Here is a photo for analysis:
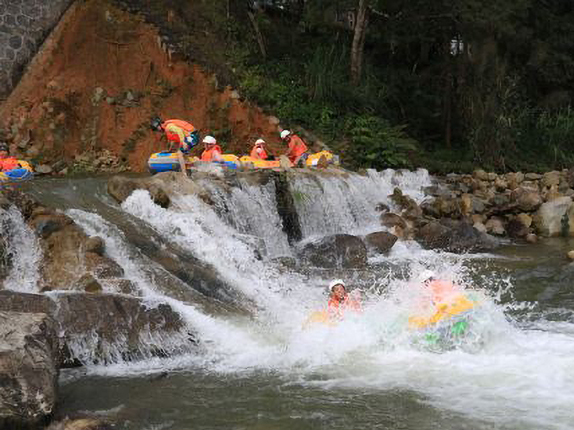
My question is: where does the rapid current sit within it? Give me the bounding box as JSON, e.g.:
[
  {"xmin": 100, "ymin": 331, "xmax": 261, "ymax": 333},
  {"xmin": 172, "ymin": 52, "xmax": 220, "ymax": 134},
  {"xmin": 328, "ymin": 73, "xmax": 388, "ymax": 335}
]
[{"xmin": 5, "ymin": 169, "xmax": 574, "ymax": 430}]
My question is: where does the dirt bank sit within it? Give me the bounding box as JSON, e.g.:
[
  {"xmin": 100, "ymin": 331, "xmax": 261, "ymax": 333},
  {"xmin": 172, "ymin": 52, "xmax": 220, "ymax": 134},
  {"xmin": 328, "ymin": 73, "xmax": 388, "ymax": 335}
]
[{"xmin": 0, "ymin": 0, "xmax": 284, "ymax": 173}]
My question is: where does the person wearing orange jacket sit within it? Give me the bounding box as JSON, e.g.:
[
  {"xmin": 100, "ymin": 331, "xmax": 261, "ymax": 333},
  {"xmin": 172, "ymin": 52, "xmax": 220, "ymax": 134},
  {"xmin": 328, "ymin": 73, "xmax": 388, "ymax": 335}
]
[
  {"xmin": 200, "ymin": 136, "xmax": 223, "ymax": 162},
  {"xmin": 281, "ymin": 130, "xmax": 308, "ymax": 166},
  {"xmin": 151, "ymin": 116, "xmax": 199, "ymax": 175},
  {"xmin": 250, "ymin": 138, "xmax": 271, "ymax": 160},
  {"xmin": 327, "ymin": 279, "xmax": 362, "ymax": 321},
  {"xmin": 417, "ymin": 270, "xmax": 458, "ymax": 305},
  {"xmin": 0, "ymin": 142, "xmax": 20, "ymax": 172}
]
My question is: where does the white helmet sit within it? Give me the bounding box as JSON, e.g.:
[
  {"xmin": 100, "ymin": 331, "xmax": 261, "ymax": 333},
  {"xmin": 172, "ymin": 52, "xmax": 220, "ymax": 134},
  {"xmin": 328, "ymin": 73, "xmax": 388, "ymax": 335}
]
[
  {"xmin": 328, "ymin": 279, "xmax": 345, "ymax": 291},
  {"xmin": 203, "ymin": 135, "xmax": 216, "ymax": 145},
  {"xmin": 255, "ymin": 138, "xmax": 265, "ymax": 145},
  {"xmin": 416, "ymin": 270, "xmax": 436, "ymax": 283},
  {"xmin": 280, "ymin": 130, "xmax": 291, "ymax": 139}
]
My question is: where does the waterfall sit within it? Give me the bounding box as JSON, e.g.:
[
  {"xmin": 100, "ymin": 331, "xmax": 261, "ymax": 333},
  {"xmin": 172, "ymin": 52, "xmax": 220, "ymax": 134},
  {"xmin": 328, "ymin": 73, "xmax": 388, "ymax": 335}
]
[
  {"xmin": 0, "ymin": 205, "xmax": 42, "ymax": 293},
  {"xmin": 290, "ymin": 169, "xmax": 432, "ymax": 238}
]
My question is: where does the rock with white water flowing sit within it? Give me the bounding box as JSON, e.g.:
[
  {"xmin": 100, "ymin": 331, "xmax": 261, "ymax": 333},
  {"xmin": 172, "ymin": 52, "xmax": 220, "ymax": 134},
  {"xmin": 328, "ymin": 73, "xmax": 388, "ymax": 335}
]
[
  {"xmin": 299, "ymin": 234, "xmax": 367, "ymax": 268},
  {"xmin": 0, "ymin": 311, "xmax": 58, "ymax": 429},
  {"xmin": 533, "ymin": 196, "xmax": 572, "ymax": 237},
  {"xmin": 51, "ymin": 292, "xmax": 195, "ymax": 365},
  {"xmin": 0, "ymin": 290, "xmax": 196, "ymax": 366}
]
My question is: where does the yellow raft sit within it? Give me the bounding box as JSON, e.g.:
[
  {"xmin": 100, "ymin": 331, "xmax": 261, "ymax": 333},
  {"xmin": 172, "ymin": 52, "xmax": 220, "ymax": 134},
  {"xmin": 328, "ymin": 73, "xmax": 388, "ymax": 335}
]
[{"xmin": 408, "ymin": 294, "xmax": 476, "ymax": 330}]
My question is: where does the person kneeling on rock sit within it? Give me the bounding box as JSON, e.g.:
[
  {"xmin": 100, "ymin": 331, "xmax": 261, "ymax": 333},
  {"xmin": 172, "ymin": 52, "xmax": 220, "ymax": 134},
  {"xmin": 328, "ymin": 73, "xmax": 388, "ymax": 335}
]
[
  {"xmin": 0, "ymin": 142, "xmax": 21, "ymax": 172},
  {"xmin": 327, "ymin": 279, "xmax": 362, "ymax": 321}
]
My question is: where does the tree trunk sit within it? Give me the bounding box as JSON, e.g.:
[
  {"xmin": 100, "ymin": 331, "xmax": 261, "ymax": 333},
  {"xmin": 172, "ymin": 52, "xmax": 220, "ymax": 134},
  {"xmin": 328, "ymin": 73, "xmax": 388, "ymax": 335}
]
[
  {"xmin": 247, "ymin": 10, "xmax": 267, "ymax": 59},
  {"xmin": 350, "ymin": 0, "xmax": 369, "ymax": 86}
]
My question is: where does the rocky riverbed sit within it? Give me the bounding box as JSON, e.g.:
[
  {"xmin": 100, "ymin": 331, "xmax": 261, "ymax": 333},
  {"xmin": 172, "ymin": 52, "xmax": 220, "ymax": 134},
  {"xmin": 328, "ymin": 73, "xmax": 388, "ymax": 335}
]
[{"xmin": 2, "ymin": 166, "xmax": 574, "ymax": 428}]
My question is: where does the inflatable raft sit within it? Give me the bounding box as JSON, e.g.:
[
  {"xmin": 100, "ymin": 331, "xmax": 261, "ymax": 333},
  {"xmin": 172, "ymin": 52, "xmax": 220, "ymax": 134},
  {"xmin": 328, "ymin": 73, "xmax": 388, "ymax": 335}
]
[
  {"xmin": 409, "ymin": 294, "xmax": 478, "ymax": 349},
  {"xmin": 148, "ymin": 150, "xmax": 338, "ymax": 174},
  {"xmin": 0, "ymin": 161, "xmax": 34, "ymax": 182}
]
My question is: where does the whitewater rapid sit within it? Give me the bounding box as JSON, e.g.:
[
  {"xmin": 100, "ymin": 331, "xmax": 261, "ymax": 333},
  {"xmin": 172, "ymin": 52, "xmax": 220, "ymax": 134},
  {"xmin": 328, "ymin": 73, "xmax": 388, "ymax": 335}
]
[{"xmin": 15, "ymin": 169, "xmax": 574, "ymax": 429}]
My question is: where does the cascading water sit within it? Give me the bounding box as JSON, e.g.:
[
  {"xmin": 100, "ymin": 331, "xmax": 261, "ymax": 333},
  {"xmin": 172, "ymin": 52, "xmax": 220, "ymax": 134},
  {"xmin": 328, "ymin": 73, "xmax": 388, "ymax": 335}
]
[
  {"xmin": 20, "ymin": 170, "xmax": 574, "ymax": 430},
  {"xmin": 290, "ymin": 168, "xmax": 432, "ymax": 238},
  {"xmin": 0, "ymin": 205, "xmax": 42, "ymax": 292}
]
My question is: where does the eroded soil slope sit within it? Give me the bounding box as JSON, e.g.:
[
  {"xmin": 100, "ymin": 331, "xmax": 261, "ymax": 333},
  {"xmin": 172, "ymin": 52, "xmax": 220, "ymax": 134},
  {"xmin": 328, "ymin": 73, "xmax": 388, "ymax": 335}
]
[{"xmin": 0, "ymin": 0, "xmax": 283, "ymax": 172}]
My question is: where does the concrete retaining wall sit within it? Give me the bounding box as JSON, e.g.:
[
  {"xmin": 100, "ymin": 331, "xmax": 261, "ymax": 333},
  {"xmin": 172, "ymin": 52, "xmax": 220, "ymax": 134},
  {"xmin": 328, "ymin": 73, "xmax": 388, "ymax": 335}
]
[{"xmin": 0, "ymin": 0, "xmax": 73, "ymax": 98}]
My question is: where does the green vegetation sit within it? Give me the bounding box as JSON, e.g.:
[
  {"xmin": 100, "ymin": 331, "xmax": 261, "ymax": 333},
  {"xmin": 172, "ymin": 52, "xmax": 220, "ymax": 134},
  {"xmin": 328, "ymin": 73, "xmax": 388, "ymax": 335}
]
[{"xmin": 154, "ymin": 0, "xmax": 574, "ymax": 173}]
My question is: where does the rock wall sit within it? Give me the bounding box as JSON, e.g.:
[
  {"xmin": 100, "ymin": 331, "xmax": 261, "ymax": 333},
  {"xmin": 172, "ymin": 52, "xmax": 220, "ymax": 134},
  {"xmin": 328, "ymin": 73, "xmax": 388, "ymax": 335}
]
[{"xmin": 0, "ymin": 0, "xmax": 73, "ymax": 99}]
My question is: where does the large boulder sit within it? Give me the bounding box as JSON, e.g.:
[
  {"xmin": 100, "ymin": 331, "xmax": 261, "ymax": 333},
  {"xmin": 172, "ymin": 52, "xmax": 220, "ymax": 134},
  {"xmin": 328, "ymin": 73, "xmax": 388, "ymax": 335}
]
[
  {"xmin": 51, "ymin": 293, "xmax": 195, "ymax": 366},
  {"xmin": 0, "ymin": 291, "xmax": 196, "ymax": 367},
  {"xmin": 364, "ymin": 231, "xmax": 398, "ymax": 254},
  {"xmin": 533, "ymin": 196, "xmax": 573, "ymax": 237},
  {"xmin": 0, "ymin": 311, "xmax": 58, "ymax": 429},
  {"xmin": 26, "ymin": 209, "xmax": 126, "ymax": 293},
  {"xmin": 300, "ymin": 234, "xmax": 367, "ymax": 268},
  {"xmin": 415, "ymin": 220, "xmax": 498, "ymax": 253}
]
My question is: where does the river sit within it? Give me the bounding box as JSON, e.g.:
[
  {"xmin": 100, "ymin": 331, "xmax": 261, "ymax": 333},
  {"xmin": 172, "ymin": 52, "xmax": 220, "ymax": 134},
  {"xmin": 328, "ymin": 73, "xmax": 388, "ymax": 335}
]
[{"xmin": 10, "ymin": 170, "xmax": 574, "ymax": 430}]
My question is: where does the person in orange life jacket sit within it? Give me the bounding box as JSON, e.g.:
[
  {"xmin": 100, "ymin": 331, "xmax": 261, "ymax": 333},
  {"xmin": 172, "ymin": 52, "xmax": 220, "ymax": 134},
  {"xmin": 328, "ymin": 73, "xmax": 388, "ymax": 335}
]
[
  {"xmin": 200, "ymin": 135, "xmax": 223, "ymax": 162},
  {"xmin": 327, "ymin": 279, "xmax": 362, "ymax": 321},
  {"xmin": 281, "ymin": 130, "xmax": 308, "ymax": 166},
  {"xmin": 0, "ymin": 142, "xmax": 20, "ymax": 172},
  {"xmin": 250, "ymin": 138, "xmax": 273, "ymax": 160},
  {"xmin": 417, "ymin": 270, "xmax": 458, "ymax": 305},
  {"xmin": 150, "ymin": 116, "xmax": 199, "ymax": 175}
]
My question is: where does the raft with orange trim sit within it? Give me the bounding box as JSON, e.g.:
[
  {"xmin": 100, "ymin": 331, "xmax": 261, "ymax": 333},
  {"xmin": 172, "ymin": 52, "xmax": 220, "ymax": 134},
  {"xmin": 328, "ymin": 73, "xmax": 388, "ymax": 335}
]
[{"xmin": 0, "ymin": 160, "xmax": 34, "ymax": 182}]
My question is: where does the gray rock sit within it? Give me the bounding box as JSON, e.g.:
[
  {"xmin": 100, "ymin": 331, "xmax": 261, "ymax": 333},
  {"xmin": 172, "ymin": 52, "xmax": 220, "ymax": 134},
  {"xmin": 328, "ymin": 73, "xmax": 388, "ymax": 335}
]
[
  {"xmin": 415, "ymin": 220, "xmax": 498, "ymax": 253},
  {"xmin": 364, "ymin": 231, "xmax": 398, "ymax": 254},
  {"xmin": 300, "ymin": 234, "xmax": 367, "ymax": 268},
  {"xmin": 485, "ymin": 217, "xmax": 506, "ymax": 236},
  {"xmin": 542, "ymin": 171, "xmax": 561, "ymax": 188},
  {"xmin": 513, "ymin": 188, "xmax": 543, "ymax": 212},
  {"xmin": 36, "ymin": 164, "xmax": 53, "ymax": 174},
  {"xmin": 525, "ymin": 173, "xmax": 542, "ymax": 180},
  {"xmin": 77, "ymin": 273, "xmax": 103, "ymax": 293},
  {"xmin": 85, "ymin": 236, "xmax": 105, "ymax": 255},
  {"xmin": 507, "ymin": 218, "xmax": 530, "ymax": 238},
  {"xmin": 381, "ymin": 212, "xmax": 407, "ymax": 229},
  {"xmin": 0, "ymin": 311, "xmax": 58, "ymax": 429}
]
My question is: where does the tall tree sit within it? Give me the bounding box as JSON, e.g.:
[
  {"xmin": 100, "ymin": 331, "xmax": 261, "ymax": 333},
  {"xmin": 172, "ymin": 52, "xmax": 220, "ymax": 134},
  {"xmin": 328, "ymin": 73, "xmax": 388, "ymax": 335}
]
[{"xmin": 350, "ymin": 0, "xmax": 369, "ymax": 85}]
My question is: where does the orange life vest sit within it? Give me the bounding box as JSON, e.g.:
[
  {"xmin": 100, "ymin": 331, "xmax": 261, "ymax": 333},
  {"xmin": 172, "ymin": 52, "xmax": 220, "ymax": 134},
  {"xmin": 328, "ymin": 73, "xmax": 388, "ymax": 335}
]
[
  {"xmin": 162, "ymin": 119, "xmax": 195, "ymax": 145},
  {"xmin": 428, "ymin": 280, "xmax": 457, "ymax": 304},
  {"xmin": 201, "ymin": 145, "xmax": 222, "ymax": 162},
  {"xmin": 250, "ymin": 144, "xmax": 268, "ymax": 160},
  {"xmin": 327, "ymin": 294, "xmax": 362, "ymax": 321},
  {"xmin": 0, "ymin": 157, "xmax": 20, "ymax": 172},
  {"xmin": 287, "ymin": 135, "xmax": 308, "ymax": 163}
]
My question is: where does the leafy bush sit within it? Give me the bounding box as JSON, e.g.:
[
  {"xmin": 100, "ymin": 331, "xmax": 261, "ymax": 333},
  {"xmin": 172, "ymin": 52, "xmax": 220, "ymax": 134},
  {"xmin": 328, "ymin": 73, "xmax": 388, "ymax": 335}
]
[{"xmin": 345, "ymin": 115, "xmax": 418, "ymax": 169}]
